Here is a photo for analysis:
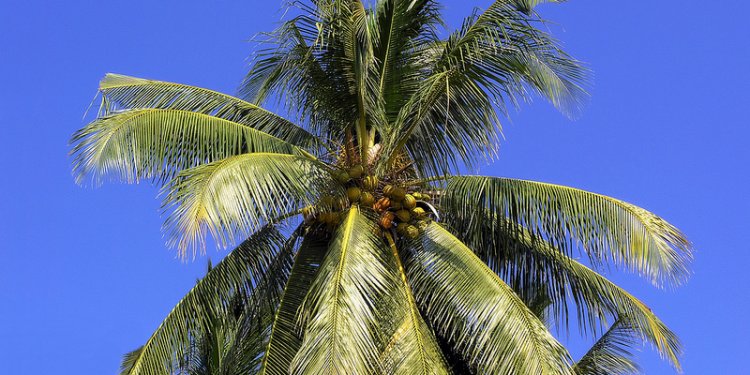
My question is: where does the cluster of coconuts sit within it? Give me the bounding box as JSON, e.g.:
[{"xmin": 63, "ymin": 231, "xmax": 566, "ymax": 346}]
[{"xmin": 304, "ymin": 164, "xmax": 433, "ymax": 239}]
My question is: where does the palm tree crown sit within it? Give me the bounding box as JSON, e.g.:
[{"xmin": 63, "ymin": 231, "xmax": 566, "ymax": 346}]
[{"xmin": 71, "ymin": 1, "xmax": 692, "ymax": 374}]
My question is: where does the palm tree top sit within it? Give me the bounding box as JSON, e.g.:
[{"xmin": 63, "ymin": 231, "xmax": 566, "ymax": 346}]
[{"xmin": 71, "ymin": 1, "xmax": 692, "ymax": 374}]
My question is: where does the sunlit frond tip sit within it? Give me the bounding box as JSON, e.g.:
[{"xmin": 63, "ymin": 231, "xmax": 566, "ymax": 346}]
[{"xmin": 443, "ymin": 176, "xmax": 693, "ymax": 287}]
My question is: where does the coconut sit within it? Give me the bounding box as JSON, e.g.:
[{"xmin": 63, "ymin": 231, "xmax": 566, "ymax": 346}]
[
  {"xmin": 374, "ymin": 197, "xmax": 391, "ymax": 212},
  {"xmin": 391, "ymin": 201, "xmax": 403, "ymax": 210},
  {"xmin": 379, "ymin": 212, "xmax": 395, "ymax": 229},
  {"xmin": 336, "ymin": 171, "xmax": 350, "ymax": 183},
  {"xmin": 417, "ymin": 220, "xmax": 429, "ymax": 231},
  {"xmin": 383, "ymin": 184, "xmax": 395, "ymax": 197},
  {"xmin": 405, "ymin": 225, "xmax": 420, "ymax": 239},
  {"xmin": 395, "ymin": 209, "xmax": 411, "ymax": 222},
  {"xmin": 396, "ymin": 222, "xmax": 409, "ymax": 234},
  {"xmin": 412, "ymin": 192, "xmax": 423, "ymax": 200},
  {"xmin": 360, "ymin": 192, "xmax": 375, "ymax": 206},
  {"xmin": 420, "ymin": 193, "xmax": 431, "ymax": 201},
  {"xmin": 348, "ymin": 165, "xmax": 364, "ymax": 179},
  {"xmin": 391, "ymin": 187, "xmax": 406, "ymax": 200},
  {"xmin": 412, "ymin": 207, "xmax": 426, "ymax": 218},
  {"xmin": 363, "ymin": 176, "xmax": 379, "ymax": 190},
  {"xmin": 347, "ymin": 187, "xmax": 361, "ymax": 202},
  {"xmin": 403, "ymin": 194, "xmax": 417, "ymax": 209}
]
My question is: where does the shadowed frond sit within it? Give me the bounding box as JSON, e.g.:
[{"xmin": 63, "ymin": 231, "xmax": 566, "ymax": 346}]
[
  {"xmin": 291, "ymin": 206, "xmax": 392, "ymax": 375},
  {"xmin": 120, "ymin": 226, "xmax": 292, "ymax": 375},
  {"xmin": 406, "ymin": 222, "xmax": 573, "ymax": 374},
  {"xmin": 574, "ymin": 319, "xmax": 641, "ymax": 375},
  {"xmin": 260, "ymin": 232, "xmax": 329, "ymax": 375},
  {"xmin": 380, "ymin": 233, "xmax": 450, "ymax": 375},
  {"xmin": 444, "ymin": 213, "xmax": 682, "ymax": 370},
  {"xmin": 162, "ymin": 153, "xmax": 334, "ymax": 254},
  {"xmin": 97, "ymin": 74, "xmax": 321, "ymax": 149},
  {"xmin": 442, "ymin": 176, "xmax": 692, "ymax": 287},
  {"xmin": 175, "ymin": 297, "xmax": 267, "ymax": 375},
  {"xmin": 70, "ymin": 109, "xmax": 301, "ymax": 186}
]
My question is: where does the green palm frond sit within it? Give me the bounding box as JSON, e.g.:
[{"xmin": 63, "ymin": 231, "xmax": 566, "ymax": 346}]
[
  {"xmin": 574, "ymin": 319, "xmax": 641, "ymax": 375},
  {"xmin": 446, "ymin": 214, "xmax": 682, "ymax": 369},
  {"xmin": 260, "ymin": 232, "xmax": 329, "ymax": 375},
  {"xmin": 161, "ymin": 153, "xmax": 334, "ymax": 254},
  {"xmin": 373, "ymin": 0, "xmax": 441, "ymax": 123},
  {"xmin": 406, "ymin": 223, "xmax": 573, "ymax": 374},
  {"xmin": 241, "ymin": 16, "xmax": 348, "ymax": 139},
  {"xmin": 96, "ymin": 74, "xmax": 321, "ymax": 149},
  {"xmin": 380, "ymin": 1, "xmax": 587, "ymax": 176},
  {"xmin": 176, "ymin": 296, "xmax": 269, "ymax": 375},
  {"xmin": 70, "ymin": 108, "xmax": 302, "ymax": 186},
  {"xmin": 380, "ymin": 233, "xmax": 450, "ymax": 375},
  {"xmin": 290, "ymin": 206, "xmax": 392, "ymax": 375},
  {"xmin": 119, "ymin": 346, "xmax": 144, "ymax": 375},
  {"xmin": 120, "ymin": 226, "xmax": 292, "ymax": 375},
  {"xmin": 442, "ymin": 176, "xmax": 692, "ymax": 287}
]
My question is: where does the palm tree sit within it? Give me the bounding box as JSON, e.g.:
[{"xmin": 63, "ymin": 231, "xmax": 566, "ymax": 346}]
[{"xmin": 71, "ymin": 0, "xmax": 692, "ymax": 374}]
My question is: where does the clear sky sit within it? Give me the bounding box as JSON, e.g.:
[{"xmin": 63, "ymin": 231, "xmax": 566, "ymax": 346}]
[{"xmin": 0, "ymin": 1, "xmax": 747, "ymax": 373}]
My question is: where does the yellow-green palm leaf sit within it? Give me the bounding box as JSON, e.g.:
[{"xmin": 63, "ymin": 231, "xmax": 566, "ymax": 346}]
[
  {"xmin": 407, "ymin": 223, "xmax": 573, "ymax": 374},
  {"xmin": 70, "ymin": 108, "xmax": 301, "ymax": 185},
  {"xmin": 442, "ymin": 176, "xmax": 692, "ymax": 287},
  {"xmin": 291, "ymin": 206, "xmax": 393, "ymax": 375}
]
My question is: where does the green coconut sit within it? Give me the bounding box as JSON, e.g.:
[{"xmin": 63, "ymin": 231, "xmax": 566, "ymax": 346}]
[
  {"xmin": 349, "ymin": 165, "xmax": 364, "ymax": 179},
  {"xmin": 336, "ymin": 170, "xmax": 350, "ymax": 183},
  {"xmin": 360, "ymin": 192, "xmax": 375, "ymax": 206},
  {"xmin": 396, "ymin": 222, "xmax": 409, "ymax": 234},
  {"xmin": 347, "ymin": 186, "xmax": 362, "ymax": 202},
  {"xmin": 383, "ymin": 184, "xmax": 395, "ymax": 197},
  {"xmin": 395, "ymin": 209, "xmax": 411, "ymax": 222},
  {"xmin": 405, "ymin": 225, "xmax": 420, "ymax": 239}
]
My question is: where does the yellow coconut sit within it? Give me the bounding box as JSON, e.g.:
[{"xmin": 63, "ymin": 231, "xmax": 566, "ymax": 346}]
[
  {"xmin": 403, "ymin": 194, "xmax": 417, "ymax": 209},
  {"xmin": 412, "ymin": 207, "xmax": 426, "ymax": 218},
  {"xmin": 363, "ymin": 175, "xmax": 379, "ymax": 190}
]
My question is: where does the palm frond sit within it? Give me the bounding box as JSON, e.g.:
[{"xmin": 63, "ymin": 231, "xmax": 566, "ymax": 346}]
[
  {"xmin": 120, "ymin": 226, "xmax": 290, "ymax": 375},
  {"xmin": 290, "ymin": 206, "xmax": 393, "ymax": 374},
  {"xmin": 119, "ymin": 346, "xmax": 144, "ymax": 375},
  {"xmin": 373, "ymin": 0, "xmax": 441, "ymax": 123},
  {"xmin": 175, "ymin": 294, "xmax": 270, "ymax": 375},
  {"xmin": 380, "ymin": 233, "xmax": 450, "ymax": 375},
  {"xmin": 574, "ymin": 319, "xmax": 641, "ymax": 375},
  {"xmin": 442, "ymin": 176, "xmax": 692, "ymax": 287},
  {"xmin": 70, "ymin": 108, "xmax": 302, "ymax": 186},
  {"xmin": 380, "ymin": 1, "xmax": 587, "ymax": 176},
  {"xmin": 260, "ymin": 231, "xmax": 329, "ymax": 375},
  {"xmin": 406, "ymin": 222, "xmax": 573, "ymax": 374},
  {"xmin": 96, "ymin": 74, "xmax": 321, "ymax": 149},
  {"xmin": 161, "ymin": 153, "xmax": 334, "ymax": 254},
  {"xmin": 510, "ymin": 0, "xmax": 567, "ymax": 15}
]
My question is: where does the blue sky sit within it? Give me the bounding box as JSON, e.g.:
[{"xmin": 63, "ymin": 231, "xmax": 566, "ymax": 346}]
[{"xmin": 0, "ymin": 0, "xmax": 747, "ymax": 373}]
